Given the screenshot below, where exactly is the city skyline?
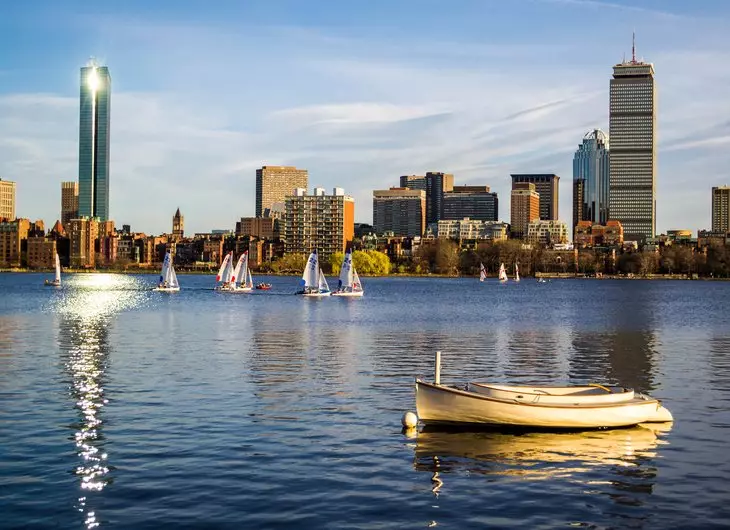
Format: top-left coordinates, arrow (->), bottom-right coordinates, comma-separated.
2,1 -> 730,235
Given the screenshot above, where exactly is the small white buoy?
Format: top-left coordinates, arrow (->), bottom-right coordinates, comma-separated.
401,411 -> 418,428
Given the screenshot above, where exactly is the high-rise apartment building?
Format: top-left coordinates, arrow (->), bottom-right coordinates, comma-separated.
425,172 -> 454,224
573,129 -> 610,237
510,183 -> 540,239
255,166 -> 308,217
712,186 -> 730,232
172,208 -> 184,239
510,174 -> 559,221
78,60 -> 111,221
61,181 -> 79,226
372,188 -> 426,237
0,218 -> 29,267
284,187 -> 354,260
608,37 -> 656,242
0,178 -> 16,221
442,185 -> 499,222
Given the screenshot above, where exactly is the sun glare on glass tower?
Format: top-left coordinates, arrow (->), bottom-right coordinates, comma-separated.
78,58 -> 111,222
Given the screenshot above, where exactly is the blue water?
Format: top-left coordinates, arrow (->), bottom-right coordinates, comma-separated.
1,273 -> 729,528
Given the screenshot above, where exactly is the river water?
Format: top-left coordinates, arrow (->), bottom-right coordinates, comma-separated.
0,273 -> 728,528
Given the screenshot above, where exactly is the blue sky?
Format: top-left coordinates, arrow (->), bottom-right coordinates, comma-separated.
2,0 -> 730,235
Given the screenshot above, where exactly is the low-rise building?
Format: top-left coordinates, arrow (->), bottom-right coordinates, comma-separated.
0,219 -> 30,267
27,237 -> 57,269
527,220 -> 569,247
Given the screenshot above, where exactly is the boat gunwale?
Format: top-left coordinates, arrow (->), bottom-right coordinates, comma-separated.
416,379 -> 660,409
469,382 -> 632,397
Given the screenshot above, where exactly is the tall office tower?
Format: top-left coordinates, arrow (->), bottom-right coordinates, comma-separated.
442,185 -> 499,222
255,166 -> 308,217
172,208 -> 184,239
510,182 -> 540,239
61,181 -> 79,226
372,187 -> 426,237
510,174 -> 559,220
573,129 -> 610,233
399,175 -> 427,191
284,187 -> 355,260
608,35 -> 656,242
712,186 -> 730,232
0,178 -> 16,221
425,172 -> 454,224
78,59 -> 111,221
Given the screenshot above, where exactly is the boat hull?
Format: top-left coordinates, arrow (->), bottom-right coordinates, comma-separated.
331,290 -> 364,297
298,291 -> 331,297
469,383 -> 636,405
153,287 -> 180,292
44,281 -> 61,287
215,286 -> 252,293
416,380 -> 672,429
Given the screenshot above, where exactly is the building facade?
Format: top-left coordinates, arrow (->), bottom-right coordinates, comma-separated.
372,188 -> 426,237
399,175 -> 427,191
61,181 -> 79,226
573,129 -> 610,232
436,219 -> 509,241
255,166 -> 308,218
0,218 -> 30,267
511,174 -> 559,220
284,187 -> 355,260
172,208 -> 184,239
425,172 -> 454,224
68,217 -> 100,269
236,217 -> 276,239
527,220 -> 569,247
510,183 -> 540,239
608,41 -> 656,242
78,60 -> 112,221
0,178 -> 16,221
27,237 -> 57,269
442,186 -> 499,222
712,186 -> 730,233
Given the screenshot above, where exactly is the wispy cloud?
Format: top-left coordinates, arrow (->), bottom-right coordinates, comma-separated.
532,0 -> 684,18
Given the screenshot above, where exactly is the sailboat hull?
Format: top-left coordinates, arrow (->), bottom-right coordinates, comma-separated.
44,280 -> 61,287
299,291 -> 331,297
215,286 -> 252,293
153,287 -> 180,292
331,290 -> 363,297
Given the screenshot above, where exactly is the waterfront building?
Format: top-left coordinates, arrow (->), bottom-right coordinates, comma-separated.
255,166 -> 308,218
604,220 -> 625,247
698,229 -> 730,248
573,130 -> 610,235
0,218 -> 30,267
442,186 -> 498,222
68,217 -> 99,269
372,187 -> 426,237
511,174 -> 559,220
78,60 -> 112,221
0,178 -> 17,221
510,182 -> 540,239
284,187 -> 355,260
236,217 -> 276,240
712,186 -> 730,233
27,237 -> 57,269
61,181 -> 79,227
608,37 -> 657,242
436,219 -> 509,242
172,208 -> 184,239
527,220 -> 569,247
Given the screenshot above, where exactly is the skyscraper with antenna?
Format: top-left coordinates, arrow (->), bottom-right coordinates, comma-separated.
608,34 -> 656,242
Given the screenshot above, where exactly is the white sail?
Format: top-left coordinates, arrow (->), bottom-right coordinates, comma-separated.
318,269 -> 330,293
352,268 -> 363,292
168,261 -> 179,288
160,252 -> 171,284
246,266 -> 253,289
302,250 -> 319,289
515,263 -> 520,282
231,254 -> 246,286
479,262 -> 486,282
498,263 -> 508,282
338,250 -> 354,289
54,253 -> 61,284
216,252 -> 232,283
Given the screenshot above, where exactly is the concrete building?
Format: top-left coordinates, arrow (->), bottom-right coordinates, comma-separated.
27,237 -> 57,269
442,186 -> 499,222
527,220 -> 569,247
78,60 -> 112,221
61,181 -> 79,227
0,178 -> 16,221
573,129 -> 610,234
608,37 -> 657,242
68,217 -> 99,269
511,174 -> 559,220
712,186 -> 730,233
284,187 -> 355,260
0,218 -> 30,267
510,183 -> 540,239
172,208 -> 184,239
372,187 -> 426,237
255,166 -> 308,217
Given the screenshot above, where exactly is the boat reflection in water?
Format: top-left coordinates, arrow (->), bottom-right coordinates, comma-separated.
412,422 -> 671,495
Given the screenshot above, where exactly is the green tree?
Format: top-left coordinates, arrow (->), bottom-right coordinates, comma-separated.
272,253 -> 307,273
435,240 -> 459,275
329,251 -> 345,275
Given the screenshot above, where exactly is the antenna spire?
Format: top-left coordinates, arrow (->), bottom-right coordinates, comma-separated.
632,31 -> 636,63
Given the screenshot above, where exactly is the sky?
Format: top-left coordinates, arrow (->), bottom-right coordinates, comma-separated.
2,0 -> 730,235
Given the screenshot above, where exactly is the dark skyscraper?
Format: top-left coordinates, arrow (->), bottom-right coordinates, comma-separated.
78,60 -> 111,221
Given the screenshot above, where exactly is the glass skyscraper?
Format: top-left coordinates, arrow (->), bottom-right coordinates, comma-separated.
78,60 -> 111,221
573,129 -> 610,231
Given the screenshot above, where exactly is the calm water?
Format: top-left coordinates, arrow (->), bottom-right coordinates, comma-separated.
1,273 -> 729,529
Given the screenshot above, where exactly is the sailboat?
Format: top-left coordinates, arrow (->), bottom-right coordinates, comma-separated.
332,249 -> 364,297
153,251 -> 180,292
228,251 -> 254,293
297,249 -> 331,297
214,251 -> 234,291
44,252 -> 61,287
479,262 -> 487,282
498,262 -> 508,283
514,263 -> 520,282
